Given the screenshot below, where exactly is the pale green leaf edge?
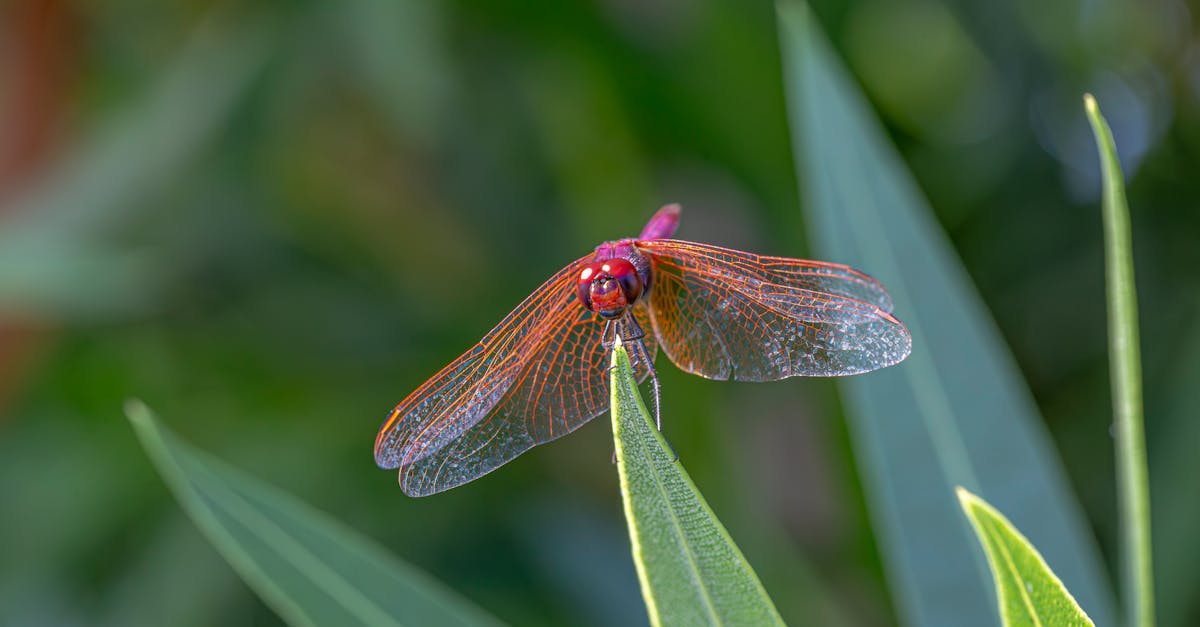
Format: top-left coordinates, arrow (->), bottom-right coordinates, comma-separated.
125,399 -> 501,627
127,400 -> 345,627
609,340 -> 785,627
956,487 -> 1094,627
1083,93 -> 1156,627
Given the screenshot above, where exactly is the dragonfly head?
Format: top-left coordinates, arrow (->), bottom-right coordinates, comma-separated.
577,258 -> 643,319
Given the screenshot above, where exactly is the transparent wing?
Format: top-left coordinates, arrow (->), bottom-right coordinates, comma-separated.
636,239 -> 910,381
398,301 -> 656,496
375,254 -> 657,497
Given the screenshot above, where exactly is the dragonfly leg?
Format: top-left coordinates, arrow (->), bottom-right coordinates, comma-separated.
620,314 -> 664,433
610,343 -> 676,463
616,313 -> 660,429
608,311 -> 677,463
625,327 -> 677,462
600,319 -> 617,349
639,345 -> 677,462
631,339 -> 662,431
617,311 -> 646,342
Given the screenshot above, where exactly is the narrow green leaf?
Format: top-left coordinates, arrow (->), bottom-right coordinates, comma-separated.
1084,93 -> 1155,627
775,2 -> 1117,626
125,400 -> 503,627
609,340 -> 785,627
956,487 -> 1095,627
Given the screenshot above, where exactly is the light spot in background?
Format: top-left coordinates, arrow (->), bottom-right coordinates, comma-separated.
844,0 -> 1010,145
1030,67 -> 1170,201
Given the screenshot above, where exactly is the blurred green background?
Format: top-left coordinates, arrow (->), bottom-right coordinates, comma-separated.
1,0 -> 1197,625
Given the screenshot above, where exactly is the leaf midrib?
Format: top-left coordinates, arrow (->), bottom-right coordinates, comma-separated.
630,405 -> 723,626
986,515 -> 1044,627
189,460 -> 404,627
135,411 -> 403,627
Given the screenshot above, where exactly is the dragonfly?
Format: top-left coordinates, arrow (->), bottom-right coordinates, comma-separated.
375,204 -> 911,496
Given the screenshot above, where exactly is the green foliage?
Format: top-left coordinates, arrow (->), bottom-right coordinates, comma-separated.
609,341 -> 784,627
775,1 -> 1116,625
0,20 -> 271,318
125,401 -> 502,627
956,487 -> 1094,627
4,0 -> 1199,624
1084,94 -> 1155,627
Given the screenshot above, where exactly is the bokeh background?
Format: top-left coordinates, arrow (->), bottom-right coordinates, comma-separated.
1,0 -> 1198,625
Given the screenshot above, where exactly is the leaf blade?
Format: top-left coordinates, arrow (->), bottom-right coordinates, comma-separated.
609,341 -> 784,627
1084,93 -> 1155,627
125,400 -> 503,627
957,487 -> 1095,627
775,2 -> 1117,625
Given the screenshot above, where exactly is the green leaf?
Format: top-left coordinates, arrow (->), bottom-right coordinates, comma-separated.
609,340 -> 785,627
1084,93 -> 1155,627
956,487 -> 1095,627
775,2 -> 1117,626
125,400 -> 503,627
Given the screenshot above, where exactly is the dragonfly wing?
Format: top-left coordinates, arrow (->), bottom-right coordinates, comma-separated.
375,255 -> 592,471
637,239 -> 910,381
398,300 -> 658,497
376,252 -> 659,497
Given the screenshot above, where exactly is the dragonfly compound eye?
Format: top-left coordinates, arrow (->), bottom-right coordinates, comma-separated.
577,258 -> 643,319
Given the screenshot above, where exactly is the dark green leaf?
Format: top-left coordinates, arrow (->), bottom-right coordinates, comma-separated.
776,2 -> 1117,625
126,400 -> 503,627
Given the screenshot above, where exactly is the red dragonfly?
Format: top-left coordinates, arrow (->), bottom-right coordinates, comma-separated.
376,204 -> 911,496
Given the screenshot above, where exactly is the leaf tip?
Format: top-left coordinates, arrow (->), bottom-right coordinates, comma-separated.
124,397 -> 152,426
609,336 -> 626,372
1082,93 -> 1111,141
955,485 -> 983,516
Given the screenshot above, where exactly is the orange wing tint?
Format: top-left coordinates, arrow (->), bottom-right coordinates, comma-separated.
374,254 -> 656,496
636,239 -> 910,381
376,214 -> 911,497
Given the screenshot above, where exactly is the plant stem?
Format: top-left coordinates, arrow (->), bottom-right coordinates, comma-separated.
1084,93 -> 1155,627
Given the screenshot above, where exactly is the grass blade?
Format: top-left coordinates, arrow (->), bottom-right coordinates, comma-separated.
1084,93 -> 1155,627
776,2 -> 1117,625
610,340 -> 784,627
125,400 -> 503,627
957,487 -> 1095,627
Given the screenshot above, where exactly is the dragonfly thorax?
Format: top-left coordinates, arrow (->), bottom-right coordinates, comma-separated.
577,258 -> 643,319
